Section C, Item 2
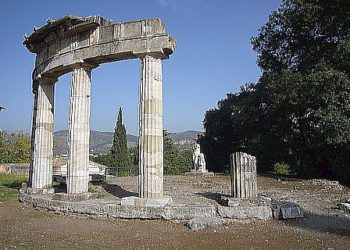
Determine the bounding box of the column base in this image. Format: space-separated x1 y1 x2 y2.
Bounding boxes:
121 196 172 208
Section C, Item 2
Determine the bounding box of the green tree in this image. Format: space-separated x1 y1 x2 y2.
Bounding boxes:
252 0 350 74
199 83 265 172
90 154 113 168
163 130 177 174
251 0 350 179
110 108 132 175
163 130 192 175
175 149 193 174
201 0 350 181
0 130 31 163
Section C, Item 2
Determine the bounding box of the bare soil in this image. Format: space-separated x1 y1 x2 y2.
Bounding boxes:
1 175 350 249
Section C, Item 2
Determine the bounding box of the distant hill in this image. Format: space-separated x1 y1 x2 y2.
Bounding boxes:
168 130 202 142
54 130 201 155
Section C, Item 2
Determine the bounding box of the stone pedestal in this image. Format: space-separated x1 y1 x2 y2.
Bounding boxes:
138 55 164 199
230 152 258 199
67 64 93 194
30 76 56 189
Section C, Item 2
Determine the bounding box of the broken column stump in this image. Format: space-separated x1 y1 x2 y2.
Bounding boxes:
230 152 257 199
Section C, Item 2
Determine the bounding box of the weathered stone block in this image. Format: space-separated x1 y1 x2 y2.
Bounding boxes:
219 196 240 207
52 192 98 202
272 201 304 219
217 205 272 220
121 196 172 208
219 196 272 207
116 206 163 219
187 217 223 231
162 205 216 221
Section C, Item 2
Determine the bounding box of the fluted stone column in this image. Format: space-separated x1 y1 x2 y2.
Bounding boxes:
230 152 258 199
139 55 163 198
67 63 93 194
30 76 56 189
29 88 38 188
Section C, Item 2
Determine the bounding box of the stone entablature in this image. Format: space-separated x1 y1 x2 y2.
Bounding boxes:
24 16 176 88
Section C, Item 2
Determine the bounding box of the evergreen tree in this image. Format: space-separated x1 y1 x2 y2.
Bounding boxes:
110 108 132 175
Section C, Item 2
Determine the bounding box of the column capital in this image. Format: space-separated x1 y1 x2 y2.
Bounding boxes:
137 51 167 60
33 74 58 93
35 74 58 84
71 59 99 71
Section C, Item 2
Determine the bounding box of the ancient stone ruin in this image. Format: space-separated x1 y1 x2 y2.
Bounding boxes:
24 15 176 200
230 152 257 198
219 152 270 215
20 15 303 225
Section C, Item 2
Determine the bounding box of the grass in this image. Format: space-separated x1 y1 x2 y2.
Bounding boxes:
0 173 27 202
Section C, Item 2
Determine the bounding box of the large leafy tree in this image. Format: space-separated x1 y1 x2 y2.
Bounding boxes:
110 108 132 175
201 0 350 181
252 0 350 74
200 84 264 172
0 130 31 163
251 0 350 178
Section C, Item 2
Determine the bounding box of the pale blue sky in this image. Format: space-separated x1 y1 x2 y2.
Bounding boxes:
0 0 281 135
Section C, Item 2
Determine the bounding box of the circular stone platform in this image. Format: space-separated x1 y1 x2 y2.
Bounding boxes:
19 175 273 221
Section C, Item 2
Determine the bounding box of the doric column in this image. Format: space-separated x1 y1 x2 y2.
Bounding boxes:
230 152 258 199
30 75 57 189
67 63 94 194
139 55 163 198
29 88 38 188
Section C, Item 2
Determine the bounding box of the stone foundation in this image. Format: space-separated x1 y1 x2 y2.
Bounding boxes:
52 192 98 202
19 188 273 221
121 196 172 208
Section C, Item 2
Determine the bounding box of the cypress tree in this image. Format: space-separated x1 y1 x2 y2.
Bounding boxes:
110 107 131 175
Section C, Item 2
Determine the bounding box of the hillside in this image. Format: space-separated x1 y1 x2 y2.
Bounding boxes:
54 130 201 155
168 130 202 142
54 130 138 155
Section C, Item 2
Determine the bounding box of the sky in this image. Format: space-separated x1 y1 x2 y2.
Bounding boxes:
0 0 281 135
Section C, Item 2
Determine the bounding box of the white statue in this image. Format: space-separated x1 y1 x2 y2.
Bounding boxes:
192 143 207 173
192 143 201 167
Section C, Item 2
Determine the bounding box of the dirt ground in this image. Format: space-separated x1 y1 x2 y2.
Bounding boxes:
1 175 350 249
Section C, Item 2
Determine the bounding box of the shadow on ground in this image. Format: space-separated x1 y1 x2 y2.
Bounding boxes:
1 181 23 190
283 211 350 237
101 183 137 198
195 191 223 203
